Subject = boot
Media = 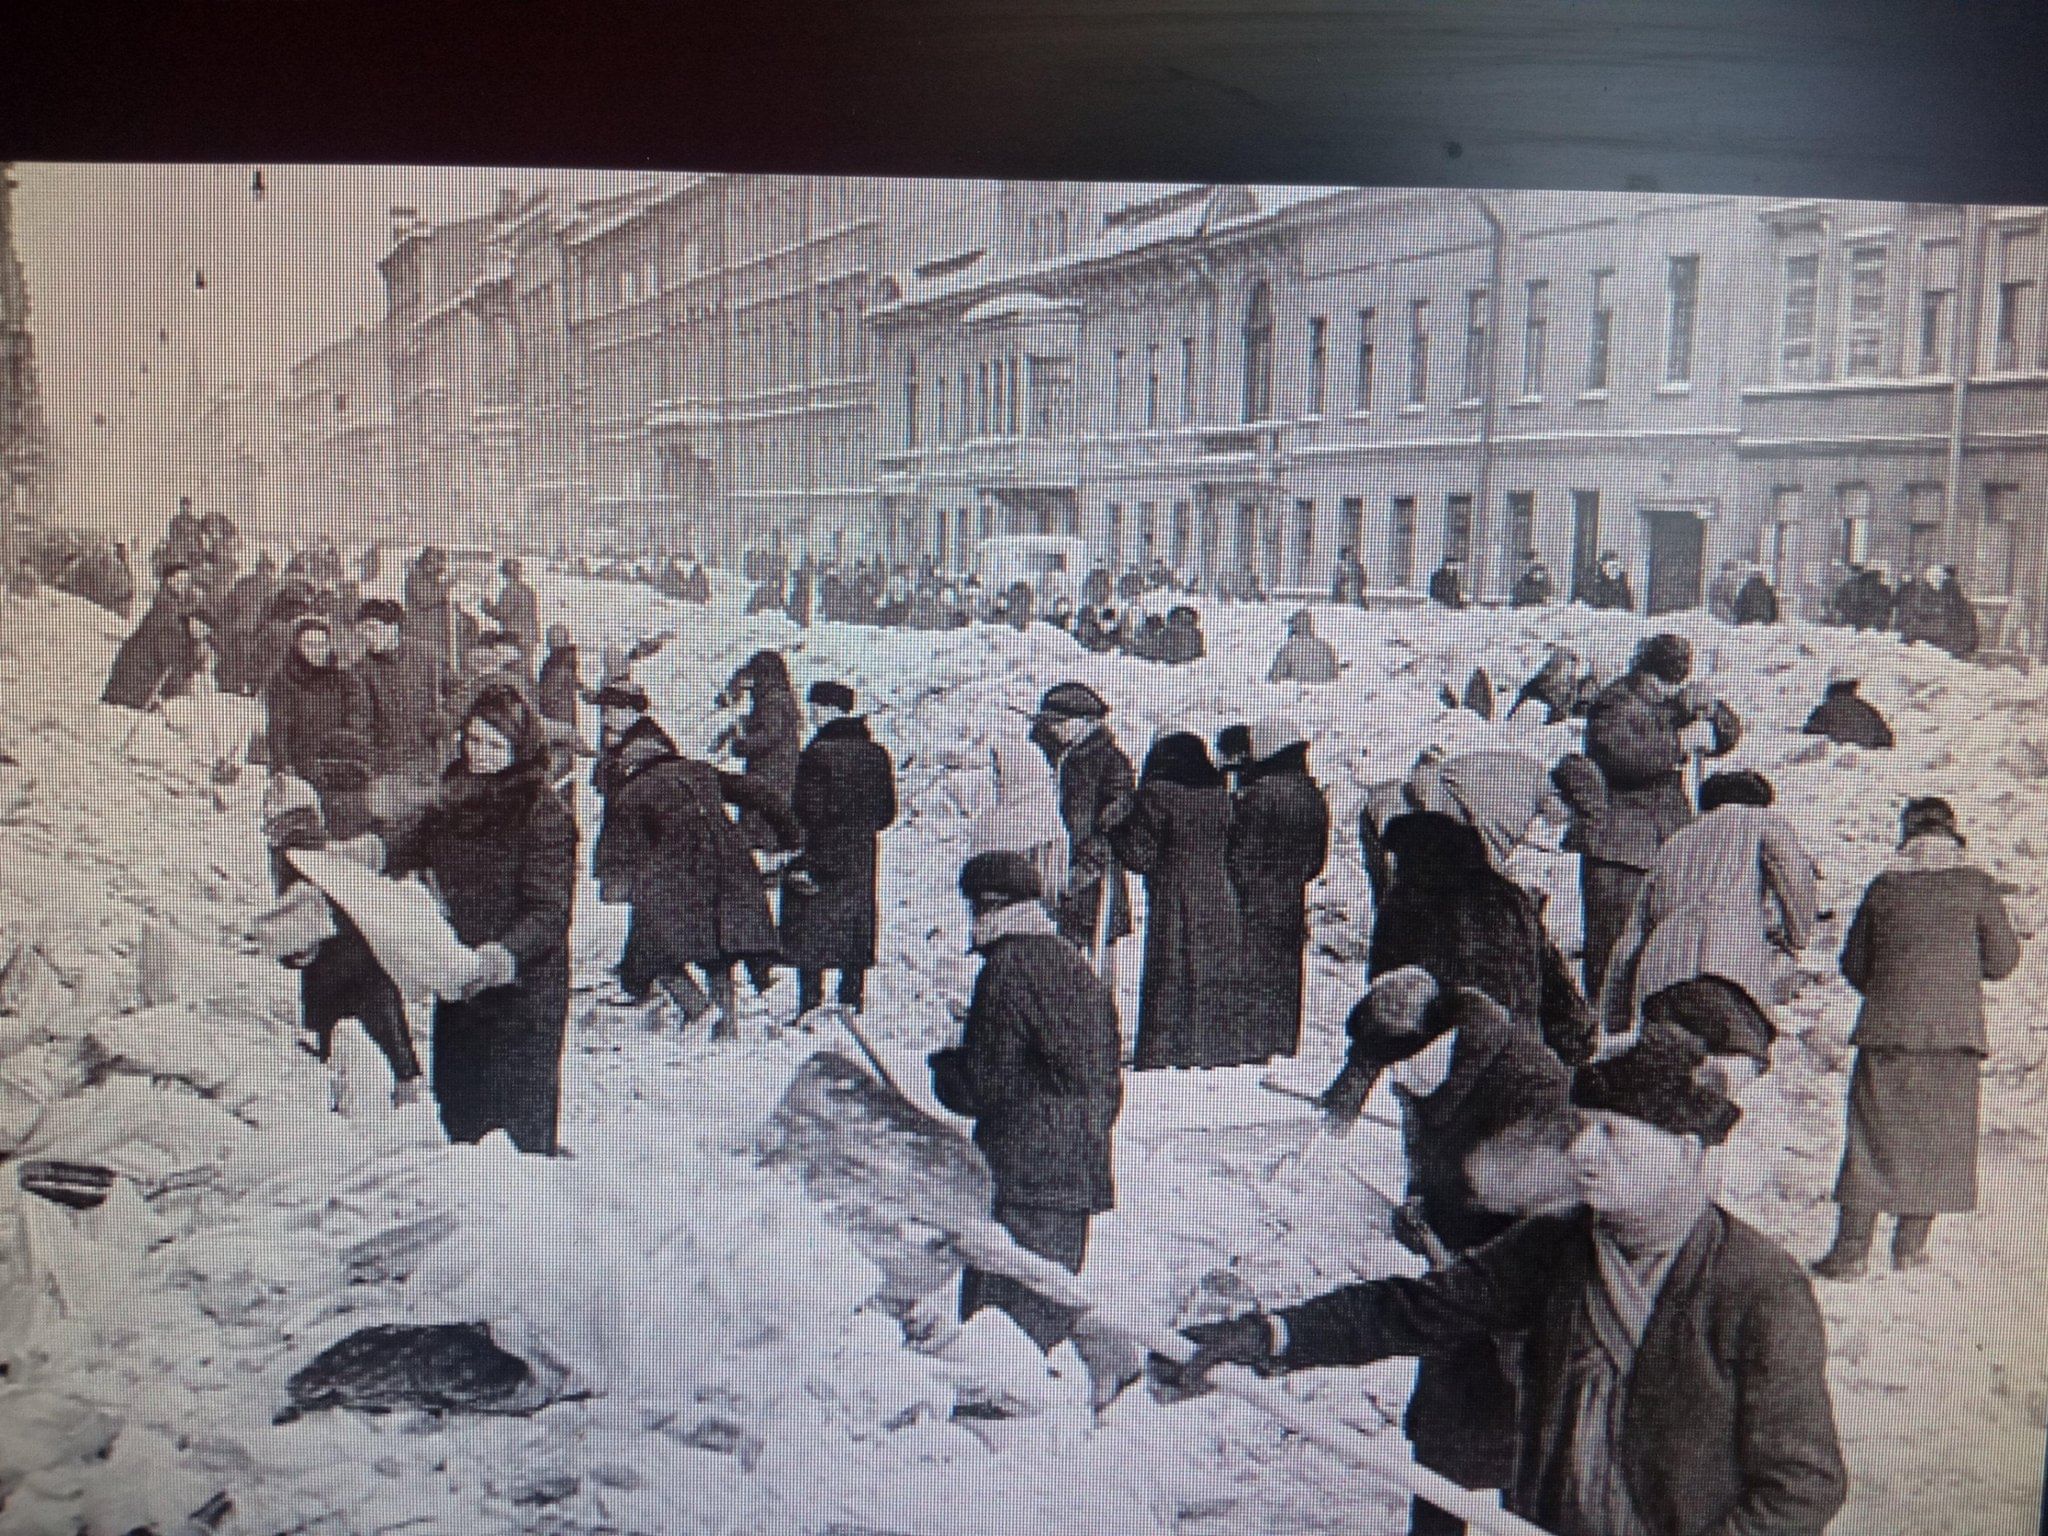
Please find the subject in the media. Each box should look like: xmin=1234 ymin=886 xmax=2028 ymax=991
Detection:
xmin=1811 ymin=1206 xmax=1875 ymax=1281
xmin=1892 ymin=1215 xmax=1936 ymax=1271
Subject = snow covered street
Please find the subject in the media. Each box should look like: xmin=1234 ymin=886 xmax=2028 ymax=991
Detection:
xmin=1 ymin=576 xmax=2046 ymax=1533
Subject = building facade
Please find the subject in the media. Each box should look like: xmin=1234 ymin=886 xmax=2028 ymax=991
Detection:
xmin=279 ymin=325 xmax=395 ymax=543
xmin=0 ymin=165 xmax=50 ymax=533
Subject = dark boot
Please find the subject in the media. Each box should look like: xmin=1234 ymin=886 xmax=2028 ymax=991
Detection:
xmin=1811 ymin=1206 xmax=1876 ymax=1280
xmin=1892 ymin=1215 xmax=1936 ymax=1271
xmin=838 ymin=967 xmax=867 ymax=1011
xmin=797 ymin=969 xmax=825 ymax=1017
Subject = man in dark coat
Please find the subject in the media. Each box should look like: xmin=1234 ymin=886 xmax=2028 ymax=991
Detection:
xmin=265 ymin=615 xmax=376 ymax=837
xmin=1427 ymin=560 xmax=1468 ymax=609
xmin=1896 ymin=563 xmax=1981 ymax=658
xmin=1509 ymin=558 xmax=1554 ymax=608
xmin=1802 ymin=676 xmax=1894 ymax=750
xmin=1161 ymin=605 xmax=1206 ymax=665
xmin=534 ymin=623 xmax=582 ymax=729
xmin=1576 ymin=549 xmax=1635 ymax=611
xmin=1833 ymin=563 xmax=1895 ymax=631
xmin=101 ymin=563 xmax=201 ymax=710
xmin=1732 ymin=568 xmax=1780 ymax=625
xmin=1329 ymin=969 xmax=1572 ymax=1536
xmin=929 ymin=851 xmax=1124 ymax=1355
xmin=218 ymin=552 xmax=281 ymax=695
xmin=1224 ymin=716 xmax=1330 ymax=1062
xmin=1566 ymin=633 xmax=1741 ymax=997
xmin=1331 ymin=545 xmax=1368 ymax=606
xmin=590 ymin=683 xmax=798 ymax=1036
xmin=1033 ymin=682 xmax=1136 ymax=966
xmin=402 ymin=547 xmax=456 ymax=678
xmin=482 ymin=557 xmax=542 ymax=659
xmin=354 ymin=598 xmax=447 ymax=781
xmin=782 ymin=682 xmax=898 ymax=1017
xmin=1154 ymin=1021 xmax=1848 ymax=1536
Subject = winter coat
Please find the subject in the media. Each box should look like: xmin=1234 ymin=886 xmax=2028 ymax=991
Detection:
xmin=1897 ymin=580 xmax=1981 ymax=658
xmin=1573 ymin=675 xmax=1740 ymax=871
xmin=535 ymin=645 xmax=581 ymax=727
xmin=1160 ymin=613 xmax=1206 ymax=665
xmin=1510 ymin=567 xmax=1555 ymax=607
xmin=929 ymin=916 xmax=1123 ymax=1213
xmin=484 ymin=578 xmax=542 ymax=655
xmin=1105 ymin=777 xmax=1249 ymax=1068
xmin=402 ymin=562 xmax=455 ymax=668
xmin=1225 ymin=747 xmax=1330 ymax=1061
xmin=356 ymin=642 xmax=447 ymax=778
xmin=730 ymin=685 xmax=804 ymax=849
xmin=1276 ymin=1205 xmax=1847 ymax=1536
xmin=1406 ymin=749 xmax=1565 ymax=869
xmin=1840 ymin=846 xmax=2020 ymax=1055
xmin=1367 ymin=812 xmax=1593 ymax=1064
xmin=592 ymin=718 xmax=789 ymax=973
xmin=390 ymin=754 xmax=579 ymax=1154
xmin=1053 ymin=726 xmax=1135 ymax=946
xmin=1732 ymin=573 xmax=1780 ymax=625
xmin=265 ymin=650 xmax=374 ymax=792
xmin=101 ymin=590 xmax=197 ymax=709
xmin=1427 ymin=566 xmax=1467 ymax=608
xmin=1267 ymin=634 xmax=1340 ymax=684
xmin=780 ymin=717 xmax=898 ymax=970
xmin=1598 ymin=805 xmax=1819 ymax=1039
xmin=1705 ymin=569 xmax=1745 ymax=624
xmin=1577 ymin=566 xmax=1636 ymax=612
xmin=218 ymin=570 xmax=280 ymax=690
xmin=1833 ymin=569 xmax=1894 ymax=631
xmin=1801 ymin=683 xmax=1894 ymax=749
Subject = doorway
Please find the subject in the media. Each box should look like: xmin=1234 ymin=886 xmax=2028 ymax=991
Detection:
xmin=1235 ymin=500 xmax=1259 ymax=579
xmin=1642 ymin=505 xmax=1707 ymax=615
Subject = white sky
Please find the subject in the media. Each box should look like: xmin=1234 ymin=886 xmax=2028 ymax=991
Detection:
xmin=12 ymin=162 xmax=650 ymax=449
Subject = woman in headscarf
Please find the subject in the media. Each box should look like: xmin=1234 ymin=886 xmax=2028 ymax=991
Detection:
xmin=1102 ymin=731 xmax=1248 ymax=1069
xmin=971 ymin=724 xmax=1070 ymax=908
xmin=381 ymin=683 xmax=579 ymax=1154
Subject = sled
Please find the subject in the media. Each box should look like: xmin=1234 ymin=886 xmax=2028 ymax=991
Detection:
xmin=757 ymin=1042 xmax=1554 ymax=1536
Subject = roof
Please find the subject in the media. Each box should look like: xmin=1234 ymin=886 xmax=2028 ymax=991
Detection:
xmin=960 ymin=292 xmax=1081 ymax=326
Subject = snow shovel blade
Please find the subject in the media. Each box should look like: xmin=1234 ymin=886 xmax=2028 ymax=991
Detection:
xmin=756 ymin=1049 xmax=996 ymax=1303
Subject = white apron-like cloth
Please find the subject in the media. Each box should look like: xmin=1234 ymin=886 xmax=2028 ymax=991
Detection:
xmin=971 ymin=735 xmax=1069 ymax=899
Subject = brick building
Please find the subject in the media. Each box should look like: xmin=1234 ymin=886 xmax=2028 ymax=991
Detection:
xmin=279 ymin=325 xmax=395 ymax=543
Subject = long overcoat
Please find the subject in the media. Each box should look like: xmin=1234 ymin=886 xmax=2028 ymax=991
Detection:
xmin=264 ymin=649 xmax=374 ymax=793
xmin=780 ymin=716 xmax=898 ymax=970
xmin=1276 ymin=1206 xmax=1848 ymax=1536
xmin=1052 ymin=725 xmax=1135 ymax=947
xmin=1224 ymin=746 xmax=1330 ymax=1061
xmin=101 ymin=589 xmax=195 ymax=709
xmin=1574 ymin=676 xmax=1740 ymax=871
xmin=356 ymin=641 xmax=446 ymax=778
xmin=928 ymin=923 xmax=1123 ymax=1213
xmin=390 ymin=754 xmax=578 ymax=1154
xmin=730 ymin=684 xmax=804 ymax=849
xmin=1104 ymin=777 xmax=1248 ymax=1068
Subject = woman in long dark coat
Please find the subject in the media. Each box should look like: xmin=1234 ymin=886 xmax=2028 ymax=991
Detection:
xmin=1224 ymin=717 xmax=1329 ymax=1062
xmin=1102 ymin=732 xmax=1248 ymax=1069
xmin=385 ymin=683 xmax=578 ymax=1154
xmin=1816 ymin=797 xmax=2021 ymax=1278
xmin=781 ymin=682 xmax=898 ymax=1016
xmin=264 ymin=616 xmax=375 ymax=837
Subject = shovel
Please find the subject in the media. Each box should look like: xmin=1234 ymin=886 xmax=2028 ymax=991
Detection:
xmin=755 ymin=1048 xmax=1553 ymax=1536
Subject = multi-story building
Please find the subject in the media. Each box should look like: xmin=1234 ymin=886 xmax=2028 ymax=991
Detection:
xmin=190 ymin=375 xmax=283 ymax=520
xmin=0 ymin=164 xmax=50 ymax=530
xmin=279 ymin=324 xmax=395 ymax=542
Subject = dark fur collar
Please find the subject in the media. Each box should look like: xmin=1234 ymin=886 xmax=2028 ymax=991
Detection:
xmin=812 ymin=715 xmax=871 ymax=743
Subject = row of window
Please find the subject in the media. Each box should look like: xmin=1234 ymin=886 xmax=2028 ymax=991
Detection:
xmin=1765 ymin=480 xmax=2025 ymax=596
xmin=902 ymin=352 xmax=1083 ymax=447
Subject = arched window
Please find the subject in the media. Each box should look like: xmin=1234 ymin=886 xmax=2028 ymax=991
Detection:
xmin=1242 ymin=281 xmax=1275 ymax=423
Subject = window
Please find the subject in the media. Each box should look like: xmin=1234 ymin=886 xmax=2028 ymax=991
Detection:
xmin=1307 ymin=316 xmax=1329 ymax=415
xmin=1340 ymin=497 xmax=1365 ymax=561
xmin=1139 ymin=502 xmax=1159 ymax=558
xmin=1906 ymin=483 xmax=1947 ymax=573
xmin=934 ymin=375 xmax=947 ymax=443
xmin=1843 ymin=244 xmax=1888 ymax=378
xmin=1145 ymin=343 xmax=1161 ymax=429
xmin=1521 ymin=280 xmax=1548 ymax=398
xmin=902 ymin=355 xmax=918 ymax=449
xmin=1979 ymin=484 xmax=2020 ymax=596
xmin=1838 ymin=483 xmax=1873 ymax=565
xmin=333 ymin=392 xmax=349 ymax=414
xmin=991 ymin=357 xmax=1007 ymax=436
xmin=1179 ymin=336 xmax=1198 ymax=424
xmin=1570 ymin=489 xmax=1602 ymax=589
xmin=1242 ymin=283 xmax=1275 ymax=422
xmin=1992 ymin=227 xmax=2041 ymax=372
xmin=1780 ymin=252 xmax=1821 ymax=382
xmin=1169 ymin=501 xmax=1192 ymax=569
xmin=1443 ymin=493 xmax=1474 ymax=565
xmin=1407 ymin=299 xmax=1430 ymax=404
xmin=1994 ymin=279 xmax=2033 ymax=371
xmin=1106 ymin=503 xmax=1124 ymax=567
xmin=1665 ymin=255 xmax=1700 ymax=384
xmin=977 ymin=364 xmax=990 ymax=436
xmin=1028 ymin=355 xmax=1072 ymax=438
xmin=1586 ymin=269 xmax=1614 ymax=392
xmin=1110 ymin=347 xmax=1127 ymax=428
xmin=1506 ymin=491 xmax=1536 ymax=561
xmin=1388 ymin=496 xmax=1418 ymax=586
xmin=1462 ymin=289 xmax=1490 ymax=401
xmin=1004 ymin=356 xmax=1020 ymax=436
xmin=1354 ymin=307 xmax=1377 ymax=410
xmin=958 ymin=370 xmax=972 ymax=440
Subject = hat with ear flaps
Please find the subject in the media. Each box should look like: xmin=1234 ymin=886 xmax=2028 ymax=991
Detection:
xmin=1571 ymin=1018 xmax=1742 ymax=1145
xmin=1899 ymin=795 xmax=1964 ymax=848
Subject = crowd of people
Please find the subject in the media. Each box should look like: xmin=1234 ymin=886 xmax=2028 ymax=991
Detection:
xmin=87 ymin=497 xmax=2031 ymax=1536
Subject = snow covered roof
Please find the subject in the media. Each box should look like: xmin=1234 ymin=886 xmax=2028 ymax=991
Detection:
xmin=959 ymin=292 xmax=1081 ymax=326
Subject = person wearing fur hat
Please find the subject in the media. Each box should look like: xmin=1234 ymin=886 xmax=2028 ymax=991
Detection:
xmin=1569 ymin=632 xmax=1742 ymax=997
xmin=1225 ymin=716 xmax=1330 ymax=1061
xmin=929 ymin=852 xmax=1124 ymax=1357
xmin=377 ymin=683 xmax=579 ymax=1153
xmin=781 ymin=683 xmax=898 ymax=1018
xmin=1266 ymin=608 xmax=1341 ymax=684
xmin=1031 ymin=682 xmax=1136 ymax=967
xmin=1101 ymin=732 xmax=1246 ymax=1068
xmin=1815 ymin=798 xmax=2021 ymax=1279
xmin=1800 ymin=674 xmax=1894 ymax=750
xmin=589 ymin=683 xmax=798 ymax=1036
xmin=354 ymin=597 xmax=448 ymax=781
xmin=1598 ymin=770 xmax=1818 ymax=1091
xmin=264 ymin=615 xmax=376 ymax=837
xmin=1153 ymin=1018 xmax=1846 ymax=1536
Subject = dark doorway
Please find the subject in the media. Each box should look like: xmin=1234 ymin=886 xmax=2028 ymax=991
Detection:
xmin=1236 ymin=500 xmax=1259 ymax=579
xmin=1643 ymin=506 xmax=1707 ymax=615
xmin=1570 ymin=489 xmax=1602 ymax=594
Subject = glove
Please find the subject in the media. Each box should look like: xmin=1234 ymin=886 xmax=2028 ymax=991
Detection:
xmin=463 ymin=942 xmax=518 ymax=997
xmin=1146 ymin=1314 xmax=1282 ymax=1402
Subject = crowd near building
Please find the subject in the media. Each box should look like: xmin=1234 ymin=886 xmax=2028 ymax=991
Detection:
xmin=256 ymin=178 xmax=2048 ymax=654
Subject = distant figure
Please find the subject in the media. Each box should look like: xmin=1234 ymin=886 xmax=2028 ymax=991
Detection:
xmin=1160 ymin=605 xmax=1206 ymax=665
xmin=1802 ymin=677 xmax=1894 ymax=750
xmin=1896 ymin=563 xmax=1980 ymax=658
xmin=1267 ymin=609 xmax=1341 ymax=683
xmin=403 ymin=547 xmax=456 ymax=678
xmin=1833 ymin=563 xmax=1895 ymax=631
xmin=1732 ymin=568 xmax=1780 ymax=625
xmin=481 ymin=558 xmax=540 ymax=659
xmin=101 ymin=563 xmax=200 ymax=710
xmin=1225 ymin=716 xmax=1330 ymax=1062
xmin=1509 ymin=557 xmax=1554 ymax=608
xmin=1507 ymin=645 xmax=1597 ymax=724
xmin=1428 ymin=560 xmax=1469 ymax=609
xmin=1331 ymin=546 xmax=1368 ymax=606
xmin=1705 ymin=558 xmax=1746 ymax=624
xmin=1082 ymin=563 xmax=1113 ymax=607
xmin=1576 ymin=549 xmax=1635 ymax=612
xmin=535 ymin=623 xmax=582 ymax=729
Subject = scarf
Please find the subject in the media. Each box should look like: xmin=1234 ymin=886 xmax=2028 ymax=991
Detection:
xmin=971 ymin=898 xmax=1057 ymax=952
